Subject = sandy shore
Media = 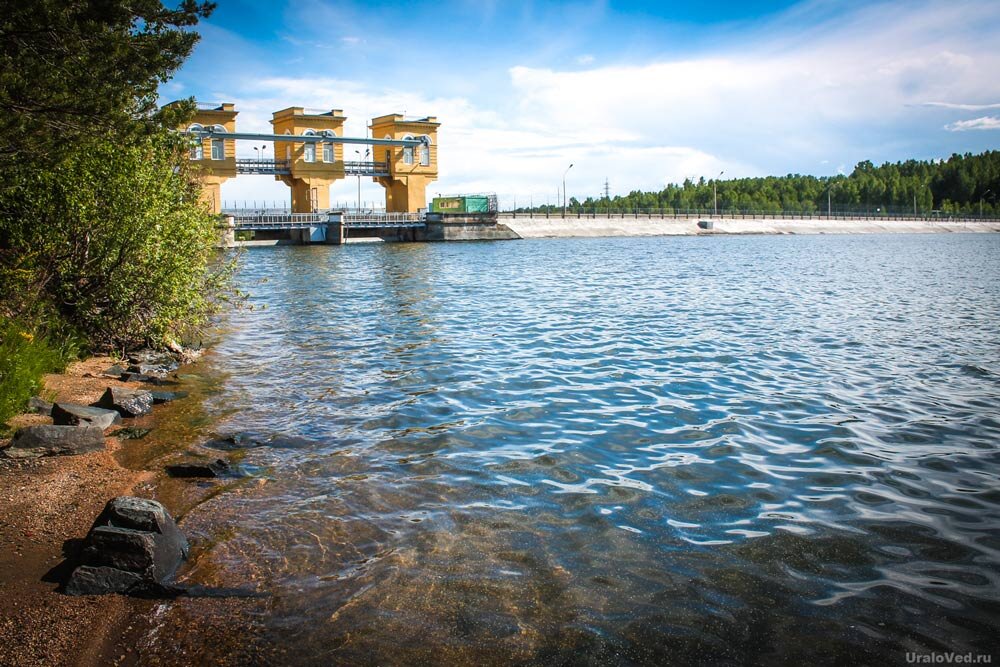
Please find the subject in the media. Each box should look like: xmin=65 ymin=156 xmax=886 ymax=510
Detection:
xmin=0 ymin=357 xmax=159 ymax=667
xmin=501 ymin=215 xmax=1000 ymax=239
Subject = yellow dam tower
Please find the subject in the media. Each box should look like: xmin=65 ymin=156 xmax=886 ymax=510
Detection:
xmin=171 ymin=101 xmax=438 ymax=215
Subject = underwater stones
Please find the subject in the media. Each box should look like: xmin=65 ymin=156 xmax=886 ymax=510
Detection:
xmin=165 ymin=458 xmax=230 ymax=479
xmin=150 ymin=390 xmax=188 ymax=404
xmin=95 ymin=387 xmax=153 ymax=418
xmin=1 ymin=425 xmax=105 ymax=459
xmin=51 ymin=403 xmax=122 ymax=430
xmin=65 ymin=496 xmax=189 ymax=596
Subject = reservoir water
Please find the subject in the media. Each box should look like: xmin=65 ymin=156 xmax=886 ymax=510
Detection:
xmin=142 ymin=234 xmax=1000 ymax=665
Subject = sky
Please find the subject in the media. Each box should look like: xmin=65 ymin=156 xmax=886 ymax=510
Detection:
xmin=162 ymin=0 xmax=1000 ymax=209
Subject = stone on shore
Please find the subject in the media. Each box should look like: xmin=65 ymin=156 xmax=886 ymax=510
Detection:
xmin=1 ymin=425 xmax=105 ymax=459
xmin=100 ymin=364 xmax=127 ymax=378
xmin=51 ymin=403 xmax=122 ymax=430
xmin=27 ymin=396 xmax=53 ymax=415
xmin=94 ymin=387 xmax=153 ymax=418
xmin=65 ymin=496 xmax=189 ymax=596
xmin=165 ymin=458 xmax=230 ymax=479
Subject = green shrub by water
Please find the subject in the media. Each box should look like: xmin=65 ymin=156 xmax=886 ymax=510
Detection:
xmin=0 ymin=319 xmax=69 ymax=427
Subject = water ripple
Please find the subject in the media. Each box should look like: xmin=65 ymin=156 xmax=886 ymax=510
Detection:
xmin=152 ymin=234 xmax=1000 ymax=665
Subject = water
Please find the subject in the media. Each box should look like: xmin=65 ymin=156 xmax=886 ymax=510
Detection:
xmin=142 ymin=234 xmax=1000 ymax=665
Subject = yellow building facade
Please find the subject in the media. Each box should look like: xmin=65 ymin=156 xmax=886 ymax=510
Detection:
xmin=181 ymin=103 xmax=238 ymax=214
xmin=370 ymin=114 xmax=440 ymax=213
xmin=171 ymin=101 xmax=438 ymax=214
xmin=271 ymin=107 xmax=346 ymax=213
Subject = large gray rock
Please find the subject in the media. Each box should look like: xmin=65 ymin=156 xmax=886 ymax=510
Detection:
xmin=27 ymin=396 xmax=53 ymax=415
xmin=63 ymin=565 xmax=145 ymax=596
xmin=94 ymin=387 xmax=153 ymax=418
xmin=52 ymin=403 xmax=121 ymax=430
xmin=65 ymin=496 xmax=189 ymax=596
xmin=1 ymin=425 xmax=105 ymax=459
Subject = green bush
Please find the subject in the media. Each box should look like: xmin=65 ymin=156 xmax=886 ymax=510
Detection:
xmin=0 ymin=319 xmax=68 ymax=427
xmin=0 ymin=135 xmax=236 ymax=352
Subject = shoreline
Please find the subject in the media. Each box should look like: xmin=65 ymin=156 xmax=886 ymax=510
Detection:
xmin=0 ymin=356 xmax=186 ymax=667
xmin=500 ymin=215 xmax=1000 ymax=239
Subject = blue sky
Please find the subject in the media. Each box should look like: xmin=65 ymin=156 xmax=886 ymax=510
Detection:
xmin=163 ymin=0 xmax=1000 ymax=208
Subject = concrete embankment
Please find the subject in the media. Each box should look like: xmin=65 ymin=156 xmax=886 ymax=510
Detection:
xmin=502 ymin=215 xmax=1000 ymax=239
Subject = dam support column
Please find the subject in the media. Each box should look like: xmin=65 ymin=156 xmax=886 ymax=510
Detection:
xmin=325 ymin=212 xmax=345 ymax=245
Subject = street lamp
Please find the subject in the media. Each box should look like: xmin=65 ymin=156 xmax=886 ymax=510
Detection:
xmin=563 ymin=163 xmax=574 ymax=217
xmin=355 ymin=148 xmax=370 ymax=211
xmin=253 ymin=146 xmax=260 ymax=161
xmin=982 ymin=189 xmax=993 ymax=218
xmin=713 ymin=170 xmax=724 ymax=216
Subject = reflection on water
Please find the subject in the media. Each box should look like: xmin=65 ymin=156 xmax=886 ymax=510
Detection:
xmin=143 ymin=234 xmax=1000 ymax=665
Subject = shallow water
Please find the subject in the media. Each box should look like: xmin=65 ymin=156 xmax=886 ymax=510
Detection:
xmin=146 ymin=234 xmax=1000 ymax=665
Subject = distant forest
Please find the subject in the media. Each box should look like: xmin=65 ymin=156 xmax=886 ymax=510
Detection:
xmin=525 ymin=150 xmax=1000 ymax=216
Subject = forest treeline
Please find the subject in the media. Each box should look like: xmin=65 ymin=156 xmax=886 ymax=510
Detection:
xmin=530 ymin=152 xmax=1000 ymax=216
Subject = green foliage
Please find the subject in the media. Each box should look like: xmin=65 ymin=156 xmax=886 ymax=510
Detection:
xmin=0 ymin=319 xmax=67 ymax=427
xmin=0 ymin=0 xmax=214 ymax=165
xmin=524 ymin=151 xmax=1000 ymax=217
xmin=0 ymin=0 xmax=230 ymax=422
xmin=1 ymin=134 xmax=234 ymax=351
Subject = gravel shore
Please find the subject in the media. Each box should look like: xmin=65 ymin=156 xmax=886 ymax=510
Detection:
xmin=0 ymin=357 xmax=157 ymax=667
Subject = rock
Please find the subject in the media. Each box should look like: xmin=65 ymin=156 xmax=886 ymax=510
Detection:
xmin=64 ymin=565 xmax=144 ymax=596
xmin=111 ymin=426 xmax=152 ymax=440
xmin=52 ymin=403 xmax=122 ymax=430
xmin=95 ymin=387 xmax=153 ymax=418
xmin=27 ymin=396 xmax=53 ymax=415
xmin=150 ymin=390 xmax=188 ymax=404
xmin=1 ymin=425 xmax=105 ymax=459
xmin=166 ymin=458 xmax=230 ymax=478
xmin=100 ymin=364 xmax=127 ymax=378
xmin=65 ymin=496 xmax=189 ymax=596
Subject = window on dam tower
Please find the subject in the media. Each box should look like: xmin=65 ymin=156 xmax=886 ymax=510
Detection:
xmin=188 ymin=124 xmax=203 ymax=159
xmin=210 ymin=124 xmax=226 ymax=160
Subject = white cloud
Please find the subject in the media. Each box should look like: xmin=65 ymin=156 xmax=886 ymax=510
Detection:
xmin=945 ymin=116 xmax=1000 ymax=131
xmin=922 ymin=101 xmax=1000 ymax=111
xmin=576 ymin=54 xmax=595 ymax=65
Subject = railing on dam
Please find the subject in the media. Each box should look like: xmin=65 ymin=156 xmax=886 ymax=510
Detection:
xmin=225 ymin=210 xmax=426 ymax=230
xmin=344 ymin=212 xmax=424 ymax=228
xmin=497 ymin=210 xmax=1000 ymax=223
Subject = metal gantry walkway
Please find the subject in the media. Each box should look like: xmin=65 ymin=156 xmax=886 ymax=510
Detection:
xmin=234 ymin=159 xmax=390 ymax=177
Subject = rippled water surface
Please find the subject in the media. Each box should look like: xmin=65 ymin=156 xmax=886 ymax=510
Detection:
xmin=148 ymin=234 xmax=1000 ymax=665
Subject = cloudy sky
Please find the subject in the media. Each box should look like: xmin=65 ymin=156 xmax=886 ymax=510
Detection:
xmin=163 ymin=0 xmax=1000 ymax=209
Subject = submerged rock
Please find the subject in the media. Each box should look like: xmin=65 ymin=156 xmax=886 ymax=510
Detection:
xmin=1 ymin=425 xmax=105 ymax=459
xmin=52 ymin=403 xmax=122 ymax=430
xmin=111 ymin=426 xmax=152 ymax=440
xmin=94 ymin=387 xmax=153 ymax=418
xmin=65 ymin=496 xmax=189 ymax=596
xmin=165 ymin=458 xmax=230 ymax=478
xmin=150 ymin=390 xmax=188 ymax=404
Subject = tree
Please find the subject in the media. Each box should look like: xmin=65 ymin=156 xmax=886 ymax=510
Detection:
xmin=0 ymin=0 xmax=214 ymax=165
